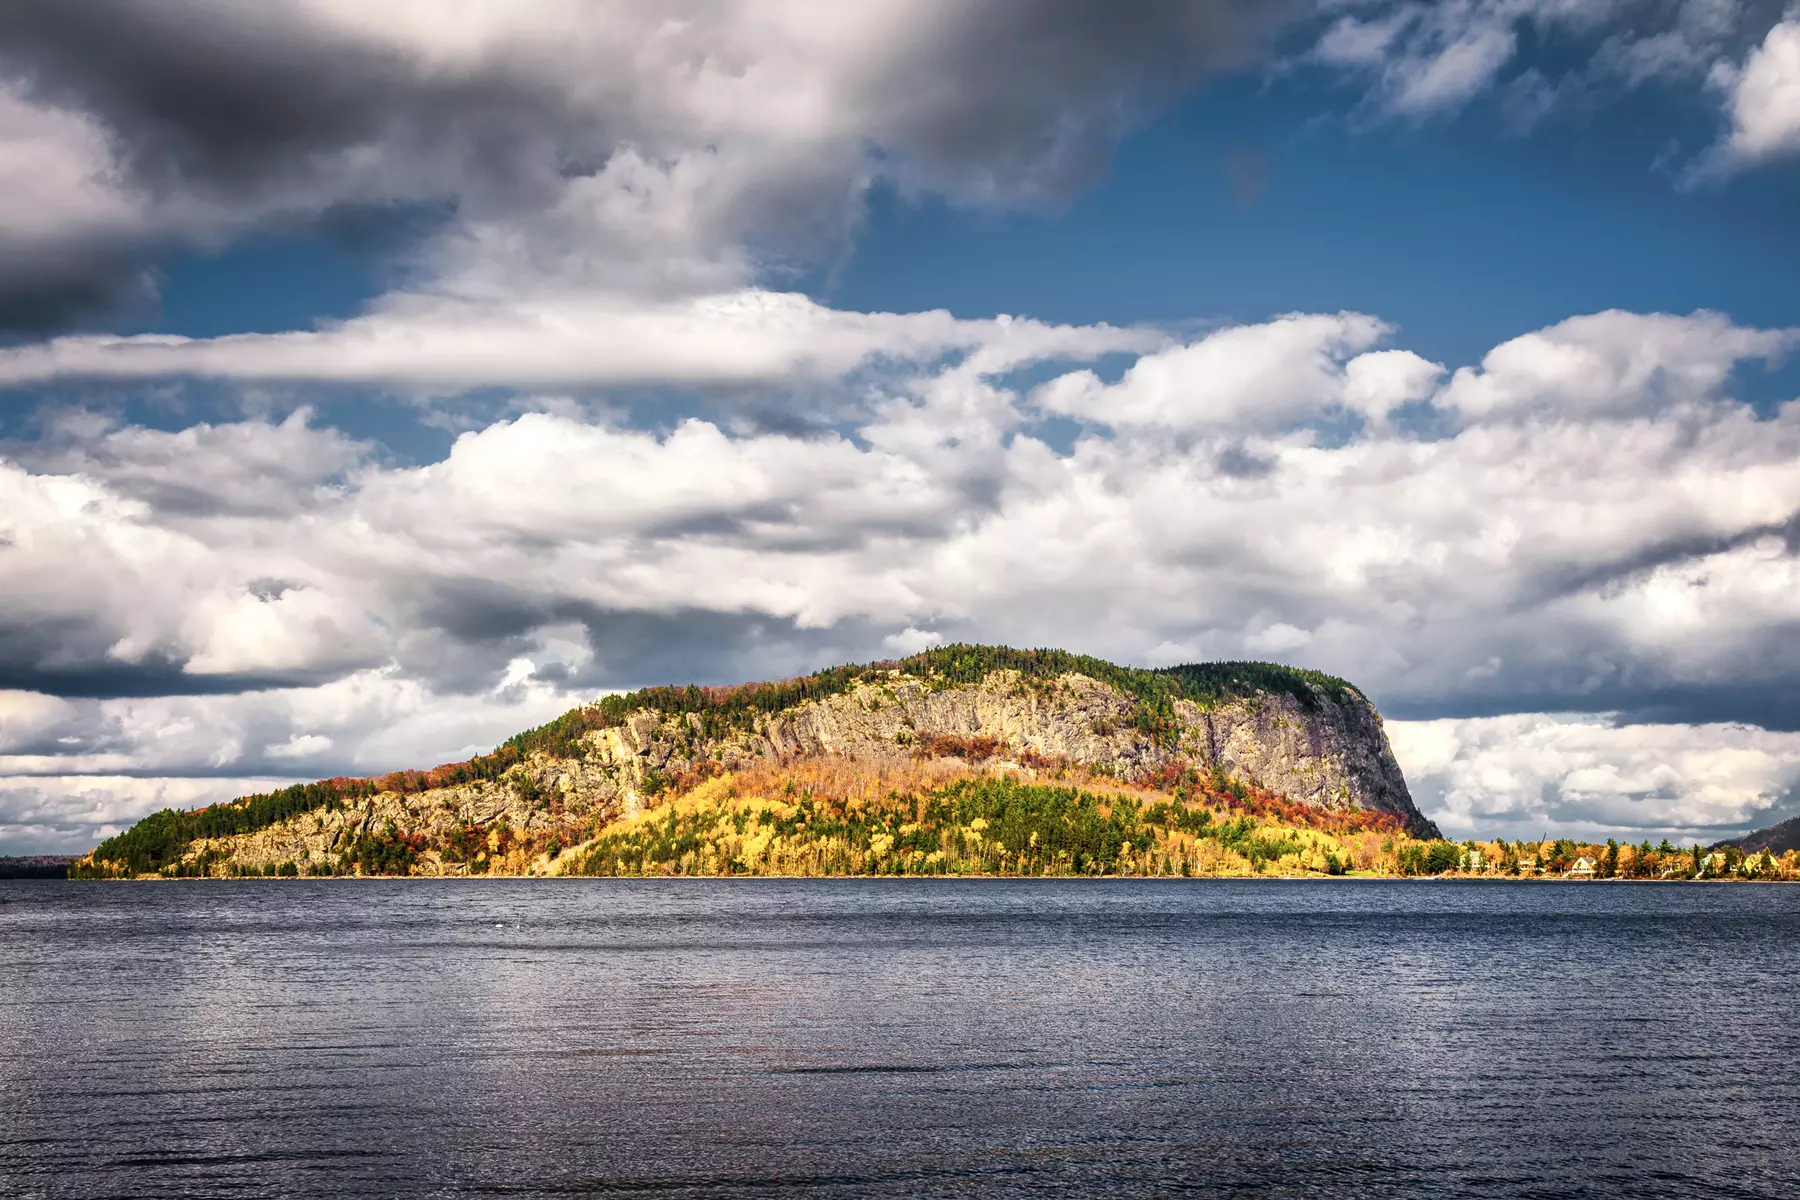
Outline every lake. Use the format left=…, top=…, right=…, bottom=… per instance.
left=1, top=879, right=1796, bottom=1197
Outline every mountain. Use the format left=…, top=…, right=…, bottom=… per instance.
left=0, top=856, right=75, bottom=879
left=1722, top=814, right=1800, bottom=855
left=72, top=646, right=1440, bottom=879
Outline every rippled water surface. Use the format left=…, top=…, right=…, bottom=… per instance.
left=2, top=879, right=1797, bottom=1198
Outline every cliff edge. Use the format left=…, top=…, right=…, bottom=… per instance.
left=74, top=646, right=1437, bottom=878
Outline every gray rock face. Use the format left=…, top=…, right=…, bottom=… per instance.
left=587, top=670, right=1439, bottom=838
left=1190, top=689, right=1434, bottom=837
left=174, top=666, right=1437, bottom=875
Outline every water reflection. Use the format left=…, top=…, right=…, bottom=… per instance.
left=1, top=879, right=1796, bottom=1197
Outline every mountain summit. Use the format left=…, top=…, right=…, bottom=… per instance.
left=76, top=646, right=1438, bottom=879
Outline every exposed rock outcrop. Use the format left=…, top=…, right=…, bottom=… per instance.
left=75, top=651, right=1438, bottom=878
left=584, top=671, right=1434, bottom=837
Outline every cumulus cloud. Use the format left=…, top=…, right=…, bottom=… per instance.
left=0, top=660, right=592, bottom=852
left=0, top=664, right=585, bottom=779
left=2, top=306, right=1800, bottom=849
left=1391, top=713, right=1800, bottom=841
left=3, top=308, right=1795, bottom=719
left=1031, top=312, right=1395, bottom=432
left=1705, top=14, right=1800, bottom=169
left=1438, top=309, right=1795, bottom=418
left=14, top=407, right=365, bottom=516
left=0, top=776, right=295, bottom=857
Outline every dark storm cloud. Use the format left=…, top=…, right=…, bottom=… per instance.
left=0, top=5, right=575, bottom=332
left=0, top=248, right=154, bottom=336
left=0, top=5, right=573, bottom=199
left=1611, top=681, right=1800, bottom=733
left=0, top=658, right=345, bottom=701
left=1383, top=675, right=1800, bottom=732
left=0, top=1, right=1300, bottom=333
left=1, top=7, right=394, bottom=186
left=394, top=580, right=904, bottom=699
left=570, top=608, right=908, bottom=694
left=863, top=0, right=1297, bottom=203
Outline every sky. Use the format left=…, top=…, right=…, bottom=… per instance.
left=3, top=0, right=1800, bottom=853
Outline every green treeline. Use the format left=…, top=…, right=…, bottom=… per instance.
left=73, top=780, right=370, bottom=878
left=509, top=643, right=1358, bottom=760
left=1395, top=840, right=1464, bottom=876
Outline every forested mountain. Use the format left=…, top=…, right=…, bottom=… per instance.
left=1724, top=814, right=1800, bottom=856
left=74, top=646, right=1441, bottom=879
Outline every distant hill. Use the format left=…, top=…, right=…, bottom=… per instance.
left=1722, top=815, right=1800, bottom=855
left=72, top=645, right=1442, bottom=879
left=0, top=856, right=75, bottom=879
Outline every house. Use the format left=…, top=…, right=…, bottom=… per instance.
left=1741, top=851, right=1775, bottom=876
left=1566, top=856, right=1596, bottom=879
left=1461, top=849, right=1483, bottom=871
left=1699, top=851, right=1726, bottom=876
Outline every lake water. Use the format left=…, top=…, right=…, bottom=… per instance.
left=1, top=879, right=1796, bottom=1198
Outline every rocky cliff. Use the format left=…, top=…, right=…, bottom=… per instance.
left=73, top=647, right=1437, bottom=878
left=590, top=669, right=1428, bottom=833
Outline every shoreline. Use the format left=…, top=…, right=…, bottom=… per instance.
left=41, top=872, right=1798, bottom=884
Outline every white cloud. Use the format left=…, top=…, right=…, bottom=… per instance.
left=0, top=775, right=298, bottom=856
left=1438, top=309, right=1794, bottom=418
left=0, top=82, right=138, bottom=246
left=0, top=662, right=587, bottom=782
left=1593, top=0, right=1742, bottom=88
left=265, top=734, right=333, bottom=759
left=882, top=627, right=944, bottom=656
left=1388, top=21, right=1520, bottom=116
left=3, top=306, right=1800, bottom=850
left=21, top=408, right=365, bottom=516
left=1244, top=622, right=1313, bottom=655
left=1031, top=312, right=1391, bottom=432
left=4, top=309, right=1795, bottom=716
left=1390, top=714, right=1800, bottom=841
left=1316, top=12, right=1415, bottom=68
left=0, top=656, right=595, bottom=853
left=1342, top=348, right=1446, bottom=420
left=0, top=288, right=1154, bottom=394
left=1708, top=16, right=1800, bottom=167
left=1309, top=0, right=1766, bottom=126
left=0, top=79, right=159, bottom=323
